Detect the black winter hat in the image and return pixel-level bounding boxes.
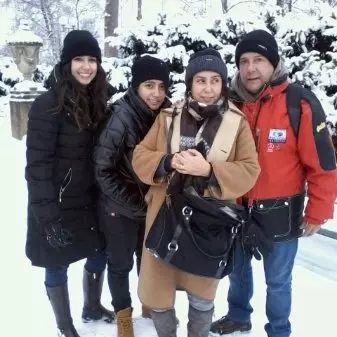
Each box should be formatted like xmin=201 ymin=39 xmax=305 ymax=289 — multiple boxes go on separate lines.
xmin=131 ymin=55 xmax=170 ymax=91
xmin=185 ymin=48 xmax=228 ymax=86
xmin=235 ymin=30 xmax=280 ymax=69
xmin=60 ymin=30 xmax=102 ymax=65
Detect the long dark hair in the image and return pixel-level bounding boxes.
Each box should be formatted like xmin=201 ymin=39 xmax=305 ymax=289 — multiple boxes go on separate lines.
xmin=51 ymin=62 xmax=108 ymax=130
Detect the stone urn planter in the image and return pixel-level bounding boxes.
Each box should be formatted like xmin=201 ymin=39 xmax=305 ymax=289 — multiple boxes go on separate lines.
xmin=7 ymin=20 xmax=46 ymax=140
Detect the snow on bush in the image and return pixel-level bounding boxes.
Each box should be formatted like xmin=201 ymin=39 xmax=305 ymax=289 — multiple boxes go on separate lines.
xmin=0 ymin=3 xmax=336 ymax=149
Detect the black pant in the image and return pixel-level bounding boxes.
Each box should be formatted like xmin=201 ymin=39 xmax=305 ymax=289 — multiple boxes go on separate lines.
xmin=98 ymin=205 xmax=145 ymax=313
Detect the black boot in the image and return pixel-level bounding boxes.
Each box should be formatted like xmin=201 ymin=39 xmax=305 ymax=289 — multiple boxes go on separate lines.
xmin=187 ymin=305 xmax=214 ymax=337
xmin=210 ymin=315 xmax=252 ymax=335
xmin=46 ymin=283 xmax=80 ymax=337
xmin=82 ymin=268 xmax=115 ymax=323
xmin=151 ymin=309 xmax=177 ymax=337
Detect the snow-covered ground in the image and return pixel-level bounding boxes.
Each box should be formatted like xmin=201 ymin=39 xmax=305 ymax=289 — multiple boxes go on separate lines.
xmin=0 ymin=109 xmax=336 ymax=337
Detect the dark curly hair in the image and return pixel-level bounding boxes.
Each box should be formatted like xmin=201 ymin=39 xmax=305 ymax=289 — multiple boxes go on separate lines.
xmin=51 ymin=62 xmax=108 ymax=130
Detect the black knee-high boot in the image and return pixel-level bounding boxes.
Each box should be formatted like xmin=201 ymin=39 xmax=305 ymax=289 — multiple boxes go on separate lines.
xmin=46 ymin=283 xmax=80 ymax=337
xmin=82 ymin=268 xmax=115 ymax=323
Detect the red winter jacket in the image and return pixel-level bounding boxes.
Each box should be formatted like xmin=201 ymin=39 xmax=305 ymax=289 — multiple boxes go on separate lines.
xmin=233 ymin=79 xmax=337 ymax=225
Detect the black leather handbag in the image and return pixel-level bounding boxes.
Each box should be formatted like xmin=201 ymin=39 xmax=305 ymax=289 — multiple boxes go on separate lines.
xmin=145 ymin=189 xmax=247 ymax=279
xmin=145 ymin=109 xmax=271 ymax=278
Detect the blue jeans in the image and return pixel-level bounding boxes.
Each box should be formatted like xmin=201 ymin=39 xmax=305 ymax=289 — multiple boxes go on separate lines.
xmin=45 ymin=251 xmax=107 ymax=287
xmin=227 ymin=239 xmax=298 ymax=337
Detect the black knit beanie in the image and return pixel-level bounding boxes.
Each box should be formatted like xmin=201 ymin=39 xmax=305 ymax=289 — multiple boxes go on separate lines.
xmin=131 ymin=55 xmax=170 ymax=92
xmin=60 ymin=30 xmax=102 ymax=65
xmin=185 ymin=48 xmax=228 ymax=87
xmin=235 ymin=30 xmax=279 ymax=69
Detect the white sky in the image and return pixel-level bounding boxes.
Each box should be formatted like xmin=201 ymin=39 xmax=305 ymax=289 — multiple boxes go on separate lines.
xmin=0 ymin=7 xmax=15 ymax=47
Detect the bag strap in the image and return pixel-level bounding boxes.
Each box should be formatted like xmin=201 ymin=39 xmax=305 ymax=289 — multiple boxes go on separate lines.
xmin=166 ymin=107 xmax=178 ymax=154
xmin=164 ymin=224 xmax=182 ymax=263
xmin=168 ymin=204 xmax=241 ymax=260
xmin=286 ymin=83 xmax=327 ymax=139
xmin=286 ymin=83 xmax=302 ymax=138
xmin=207 ymin=103 xmax=242 ymax=163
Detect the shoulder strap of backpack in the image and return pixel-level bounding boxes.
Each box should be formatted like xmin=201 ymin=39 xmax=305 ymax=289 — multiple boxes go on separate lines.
xmin=286 ymin=83 xmax=303 ymax=138
xmin=286 ymin=83 xmax=328 ymax=139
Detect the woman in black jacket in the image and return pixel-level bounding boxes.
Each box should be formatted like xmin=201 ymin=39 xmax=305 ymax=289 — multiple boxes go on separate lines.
xmin=93 ymin=55 xmax=170 ymax=337
xmin=25 ymin=30 xmax=114 ymax=337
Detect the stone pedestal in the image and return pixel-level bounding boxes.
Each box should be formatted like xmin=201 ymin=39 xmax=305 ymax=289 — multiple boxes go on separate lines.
xmin=10 ymin=81 xmax=46 ymax=140
xmin=7 ymin=20 xmax=44 ymax=140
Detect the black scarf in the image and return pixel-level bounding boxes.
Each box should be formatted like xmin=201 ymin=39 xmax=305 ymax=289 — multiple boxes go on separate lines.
xmin=167 ymin=98 xmax=225 ymax=196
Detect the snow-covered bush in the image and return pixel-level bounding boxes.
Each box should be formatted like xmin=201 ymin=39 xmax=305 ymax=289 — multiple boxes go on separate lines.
xmin=1 ymin=2 xmax=337 ymax=154
xmin=104 ymin=6 xmax=337 ymax=152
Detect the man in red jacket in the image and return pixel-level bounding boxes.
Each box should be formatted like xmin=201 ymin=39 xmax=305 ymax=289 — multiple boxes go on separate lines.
xmin=211 ymin=30 xmax=337 ymax=337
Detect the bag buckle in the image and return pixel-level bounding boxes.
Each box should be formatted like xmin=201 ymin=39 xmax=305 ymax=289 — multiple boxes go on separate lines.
xmin=219 ymin=260 xmax=227 ymax=267
xmin=167 ymin=241 xmax=179 ymax=252
xmin=182 ymin=206 xmax=193 ymax=221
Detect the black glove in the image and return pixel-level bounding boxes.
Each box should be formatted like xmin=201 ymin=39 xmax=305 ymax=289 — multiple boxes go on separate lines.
xmin=45 ymin=220 xmax=73 ymax=249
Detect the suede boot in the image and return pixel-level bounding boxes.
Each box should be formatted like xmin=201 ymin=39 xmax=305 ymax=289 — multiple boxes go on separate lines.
xmin=142 ymin=304 xmax=152 ymax=319
xmin=116 ymin=307 xmax=134 ymax=337
xmin=151 ymin=309 xmax=177 ymax=337
xmin=187 ymin=305 xmax=214 ymax=337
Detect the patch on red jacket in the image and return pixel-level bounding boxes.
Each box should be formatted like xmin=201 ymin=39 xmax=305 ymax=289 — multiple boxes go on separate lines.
xmin=268 ymin=129 xmax=287 ymax=143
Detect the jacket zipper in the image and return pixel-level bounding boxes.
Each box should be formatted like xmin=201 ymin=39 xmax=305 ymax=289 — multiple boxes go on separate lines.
xmin=59 ymin=168 xmax=72 ymax=203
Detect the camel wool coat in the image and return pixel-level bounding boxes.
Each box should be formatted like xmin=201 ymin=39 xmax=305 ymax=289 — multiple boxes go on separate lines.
xmin=132 ymin=101 xmax=260 ymax=309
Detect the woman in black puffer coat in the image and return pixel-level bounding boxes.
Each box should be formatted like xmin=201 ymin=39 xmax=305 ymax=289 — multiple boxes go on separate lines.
xmin=25 ymin=30 xmax=114 ymax=337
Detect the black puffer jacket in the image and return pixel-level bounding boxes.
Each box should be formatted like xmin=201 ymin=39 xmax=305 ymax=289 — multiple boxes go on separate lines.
xmin=94 ymin=87 xmax=171 ymax=220
xmin=25 ymin=66 xmax=112 ymax=268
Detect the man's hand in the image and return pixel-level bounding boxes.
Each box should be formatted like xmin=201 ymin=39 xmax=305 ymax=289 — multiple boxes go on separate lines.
xmin=301 ymin=222 xmax=323 ymax=237
xmin=171 ymin=149 xmax=211 ymax=177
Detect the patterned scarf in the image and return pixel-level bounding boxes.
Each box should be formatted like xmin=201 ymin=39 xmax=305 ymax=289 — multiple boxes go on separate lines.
xmin=179 ymin=97 xmax=225 ymax=156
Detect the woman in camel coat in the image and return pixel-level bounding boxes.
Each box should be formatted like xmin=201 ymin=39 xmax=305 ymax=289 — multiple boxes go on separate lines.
xmin=132 ymin=48 xmax=260 ymax=337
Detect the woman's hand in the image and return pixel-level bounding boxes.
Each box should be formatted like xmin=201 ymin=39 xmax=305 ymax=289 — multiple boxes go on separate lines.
xmin=172 ymin=149 xmax=211 ymax=177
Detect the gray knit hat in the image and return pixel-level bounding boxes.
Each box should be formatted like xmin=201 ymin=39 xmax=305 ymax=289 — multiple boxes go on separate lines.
xmin=185 ymin=48 xmax=227 ymax=86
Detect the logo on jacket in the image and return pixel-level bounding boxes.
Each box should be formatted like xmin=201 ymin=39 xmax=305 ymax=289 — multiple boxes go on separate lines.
xmin=268 ymin=129 xmax=287 ymax=143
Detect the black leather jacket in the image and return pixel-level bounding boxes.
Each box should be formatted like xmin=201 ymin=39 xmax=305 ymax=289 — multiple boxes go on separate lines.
xmin=93 ymin=87 xmax=171 ymax=220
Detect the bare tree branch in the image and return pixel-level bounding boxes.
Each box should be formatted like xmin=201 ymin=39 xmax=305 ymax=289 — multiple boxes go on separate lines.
xmin=75 ymin=0 xmax=80 ymax=29
xmin=226 ymin=0 xmax=269 ymax=13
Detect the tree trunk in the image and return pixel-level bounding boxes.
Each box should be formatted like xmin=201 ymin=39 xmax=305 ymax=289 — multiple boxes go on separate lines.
xmin=40 ymin=0 xmax=60 ymax=62
xmin=287 ymin=0 xmax=293 ymax=12
xmin=276 ymin=0 xmax=286 ymax=16
xmin=104 ymin=0 xmax=119 ymax=57
xmin=75 ymin=0 xmax=80 ymax=29
xmin=137 ymin=0 xmax=142 ymax=20
xmin=220 ymin=0 xmax=228 ymax=13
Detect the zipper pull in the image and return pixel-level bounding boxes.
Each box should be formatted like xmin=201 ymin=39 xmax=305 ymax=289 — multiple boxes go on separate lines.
xmin=59 ymin=187 xmax=64 ymax=203
xmin=247 ymin=200 xmax=253 ymax=221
